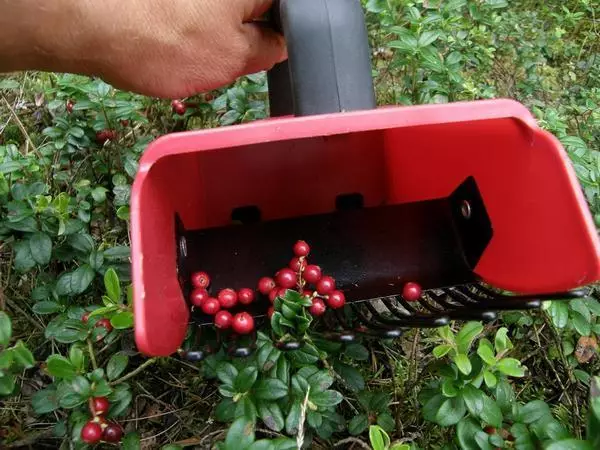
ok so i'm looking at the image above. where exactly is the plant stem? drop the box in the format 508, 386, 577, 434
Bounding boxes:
87, 339, 98, 370
109, 357, 158, 386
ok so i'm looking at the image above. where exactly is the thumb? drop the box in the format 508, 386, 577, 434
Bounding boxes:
241, 22, 287, 75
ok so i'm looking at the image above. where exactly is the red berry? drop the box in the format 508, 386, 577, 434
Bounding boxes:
293, 240, 310, 257
190, 288, 209, 307
303, 289, 314, 299
214, 310, 233, 329
66, 100, 75, 113
232, 312, 255, 335
309, 298, 327, 316
96, 130, 107, 144
483, 426, 496, 435
316, 276, 336, 295
327, 290, 346, 309
268, 288, 278, 303
204, 93, 214, 102
95, 318, 112, 332
304, 265, 322, 284
102, 423, 123, 443
403, 282, 422, 302
267, 307, 275, 319
81, 421, 102, 444
191, 271, 210, 289
218, 289, 238, 309
171, 99, 187, 115
82, 312, 90, 323
258, 277, 276, 295
276, 269, 297, 289
91, 396, 110, 416
201, 298, 221, 315
238, 288, 255, 305
120, 119, 130, 127
289, 257, 307, 272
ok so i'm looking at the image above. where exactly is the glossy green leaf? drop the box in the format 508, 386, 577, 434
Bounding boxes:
235, 367, 258, 393
550, 301, 569, 328
32, 386, 60, 414
377, 412, 395, 432
254, 379, 288, 401
215, 398, 236, 422
477, 343, 496, 366
235, 396, 257, 422
481, 395, 503, 428
457, 417, 482, 450
29, 232, 52, 265
333, 361, 364, 392
545, 440, 593, 450
122, 432, 141, 450
311, 389, 343, 408
433, 344, 453, 358
462, 384, 484, 416
495, 380, 515, 414
71, 376, 90, 397
12, 341, 35, 368
217, 362, 239, 386
0, 312, 11, 346
104, 268, 121, 303
454, 353, 472, 375
110, 311, 134, 329
344, 343, 369, 361
0, 375, 16, 396
107, 352, 129, 380
496, 358, 525, 377
369, 425, 391, 450
47, 355, 77, 379
572, 311, 592, 336
483, 370, 497, 388
518, 400, 552, 424
258, 401, 284, 432
225, 417, 255, 449
456, 322, 483, 354
442, 378, 459, 397
285, 401, 302, 435
349, 413, 369, 435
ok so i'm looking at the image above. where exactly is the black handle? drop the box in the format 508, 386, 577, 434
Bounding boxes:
267, 0, 376, 117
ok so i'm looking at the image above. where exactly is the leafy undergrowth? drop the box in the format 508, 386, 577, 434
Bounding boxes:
1, 0, 600, 448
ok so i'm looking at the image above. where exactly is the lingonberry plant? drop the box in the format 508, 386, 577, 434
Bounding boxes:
2, 0, 600, 448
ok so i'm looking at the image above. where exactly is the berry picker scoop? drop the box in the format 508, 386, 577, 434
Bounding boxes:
131, 0, 600, 357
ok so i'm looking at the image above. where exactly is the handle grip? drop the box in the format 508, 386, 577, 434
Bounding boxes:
267, 0, 376, 117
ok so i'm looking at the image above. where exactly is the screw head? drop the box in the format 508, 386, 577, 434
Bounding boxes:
460, 200, 472, 219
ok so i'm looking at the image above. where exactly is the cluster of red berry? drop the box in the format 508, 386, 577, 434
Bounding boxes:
171, 94, 214, 116
259, 240, 346, 319
189, 272, 256, 335
95, 129, 118, 146
80, 397, 123, 444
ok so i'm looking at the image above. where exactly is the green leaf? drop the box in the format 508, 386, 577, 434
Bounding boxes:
0, 349, 13, 371
110, 311, 134, 329
258, 401, 285, 432
29, 232, 52, 265
235, 396, 258, 422
456, 322, 483, 353
454, 353, 472, 375
545, 440, 593, 450
254, 379, 288, 401
550, 301, 569, 328
122, 432, 141, 450
91, 187, 108, 203
433, 344, 453, 358
107, 353, 129, 380
457, 417, 482, 450
104, 246, 130, 260
217, 362, 239, 386
14, 240, 36, 272
349, 413, 369, 435
12, 341, 35, 368
311, 390, 343, 408
32, 386, 60, 414
369, 425, 391, 450
275, 355, 290, 385
494, 327, 512, 353
285, 401, 302, 435
104, 268, 121, 303
307, 370, 334, 392
0, 312, 12, 346
235, 367, 258, 393
588, 377, 600, 447
0, 375, 16, 396
496, 358, 525, 377
32, 301, 63, 315
518, 400, 551, 424
483, 370, 497, 388
572, 311, 592, 336
437, 396, 466, 426
418, 30, 440, 47
477, 343, 497, 366
377, 412, 395, 432
47, 355, 77, 379
68, 265, 95, 295
495, 380, 515, 415
438, 325, 454, 342
344, 343, 369, 361
420, 46, 445, 73
226, 418, 255, 450
481, 395, 503, 428
288, 343, 319, 365
333, 361, 364, 392
442, 378, 459, 398
215, 398, 236, 422
248, 441, 275, 450
71, 376, 91, 397
511, 423, 534, 450
58, 381, 85, 408
462, 384, 484, 416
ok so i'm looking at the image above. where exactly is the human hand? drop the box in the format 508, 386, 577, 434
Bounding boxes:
0, 0, 287, 98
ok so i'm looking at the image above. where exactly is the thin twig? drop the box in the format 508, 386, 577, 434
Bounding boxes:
87, 339, 98, 371
5, 297, 44, 332
110, 358, 157, 386
333, 437, 371, 449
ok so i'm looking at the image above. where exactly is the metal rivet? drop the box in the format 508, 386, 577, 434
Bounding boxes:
179, 236, 188, 257
460, 200, 472, 219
